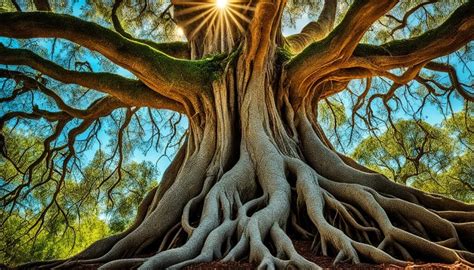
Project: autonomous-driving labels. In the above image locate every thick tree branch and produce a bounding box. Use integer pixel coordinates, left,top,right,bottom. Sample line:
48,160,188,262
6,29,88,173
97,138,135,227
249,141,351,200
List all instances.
0,12,214,101
243,0,285,69
352,1,474,70
307,62,424,100
296,2,474,104
0,69,128,119
285,0,337,54
286,0,398,89
0,46,184,112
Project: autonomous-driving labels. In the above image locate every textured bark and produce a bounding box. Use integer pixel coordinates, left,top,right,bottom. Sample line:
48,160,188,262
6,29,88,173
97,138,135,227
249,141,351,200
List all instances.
45,46,473,270
42,63,474,268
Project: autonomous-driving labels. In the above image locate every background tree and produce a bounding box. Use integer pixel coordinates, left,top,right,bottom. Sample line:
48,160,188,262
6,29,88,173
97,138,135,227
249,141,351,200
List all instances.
0,0,473,269
0,131,158,266
353,117,473,202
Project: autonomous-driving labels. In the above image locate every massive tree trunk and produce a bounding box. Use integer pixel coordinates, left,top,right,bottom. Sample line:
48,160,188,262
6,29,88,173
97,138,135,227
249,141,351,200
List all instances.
54,59,473,268
2,1,473,269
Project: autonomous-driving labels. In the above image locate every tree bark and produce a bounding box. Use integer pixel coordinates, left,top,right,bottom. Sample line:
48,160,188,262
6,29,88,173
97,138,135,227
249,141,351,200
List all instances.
46,30,473,270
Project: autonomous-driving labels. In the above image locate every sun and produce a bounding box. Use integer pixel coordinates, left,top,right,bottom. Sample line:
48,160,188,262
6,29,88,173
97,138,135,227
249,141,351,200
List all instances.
173,0,253,53
176,27,185,37
216,0,228,9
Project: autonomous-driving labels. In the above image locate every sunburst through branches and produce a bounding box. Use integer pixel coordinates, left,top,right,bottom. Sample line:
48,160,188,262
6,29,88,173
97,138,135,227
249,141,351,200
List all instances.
174,0,254,53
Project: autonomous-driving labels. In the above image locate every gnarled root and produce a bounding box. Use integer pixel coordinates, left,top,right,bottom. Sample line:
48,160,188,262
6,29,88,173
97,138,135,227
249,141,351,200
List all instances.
48,110,473,270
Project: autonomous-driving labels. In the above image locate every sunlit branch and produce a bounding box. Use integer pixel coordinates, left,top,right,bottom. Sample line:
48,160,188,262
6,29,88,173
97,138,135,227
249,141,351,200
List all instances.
0,46,184,112
352,1,474,70
286,0,399,90
0,12,214,103
285,0,337,54
311,63,423,101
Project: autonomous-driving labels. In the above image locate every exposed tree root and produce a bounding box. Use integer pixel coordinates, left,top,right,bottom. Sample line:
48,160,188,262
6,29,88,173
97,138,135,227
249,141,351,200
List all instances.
29,61,473,270
45,120,473,270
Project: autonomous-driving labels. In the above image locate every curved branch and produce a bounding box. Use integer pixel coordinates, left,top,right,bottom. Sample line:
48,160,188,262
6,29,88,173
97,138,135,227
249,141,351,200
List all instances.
424,62,474,102
386,0,439,36
0,69,127,119
286,0,398,88
0,46,184,112
285,0,337,54
310,63,423,100
0,12,215,100
352,1,474,69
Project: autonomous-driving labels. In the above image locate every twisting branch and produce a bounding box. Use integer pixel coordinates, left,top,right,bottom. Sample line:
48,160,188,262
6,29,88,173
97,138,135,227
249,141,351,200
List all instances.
0,46,184,112
285,0,337,54
0,83,127,235
424,62,474,102
286,0,399,89
309,62,424,101
386,0,439,36
352,1,474,70
104,108,137,206
0,69,127,119
0,12,215,102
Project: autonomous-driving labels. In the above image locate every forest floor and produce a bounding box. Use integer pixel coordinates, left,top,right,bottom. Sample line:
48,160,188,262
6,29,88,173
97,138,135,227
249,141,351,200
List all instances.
184,241,473,270
3,241,472,269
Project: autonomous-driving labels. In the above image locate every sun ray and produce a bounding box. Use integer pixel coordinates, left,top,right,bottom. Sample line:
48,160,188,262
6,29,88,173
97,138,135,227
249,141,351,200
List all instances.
227,6,251,23
175,0,252,53
228,2,255,11
179,8,215,28
226,8,247,32
191,9,218,40
220,7,227,52
174,4,214,17
223,9,235,52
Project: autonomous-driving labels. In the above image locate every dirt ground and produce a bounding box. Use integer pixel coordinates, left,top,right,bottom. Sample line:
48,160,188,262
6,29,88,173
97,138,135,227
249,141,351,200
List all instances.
3,241,472,269
184,241,473,270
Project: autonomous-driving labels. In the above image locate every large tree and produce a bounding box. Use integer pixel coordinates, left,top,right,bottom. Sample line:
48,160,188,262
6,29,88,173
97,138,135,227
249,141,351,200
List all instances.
1,0,474,269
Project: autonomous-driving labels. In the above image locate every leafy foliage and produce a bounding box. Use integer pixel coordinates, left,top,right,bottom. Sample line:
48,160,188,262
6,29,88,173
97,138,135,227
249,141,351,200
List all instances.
352,113,473,202
0,131,158,265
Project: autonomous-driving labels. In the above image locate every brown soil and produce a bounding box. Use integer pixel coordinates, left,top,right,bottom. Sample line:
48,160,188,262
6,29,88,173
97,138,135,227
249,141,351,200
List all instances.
3,241,472,269
184,241,473,270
